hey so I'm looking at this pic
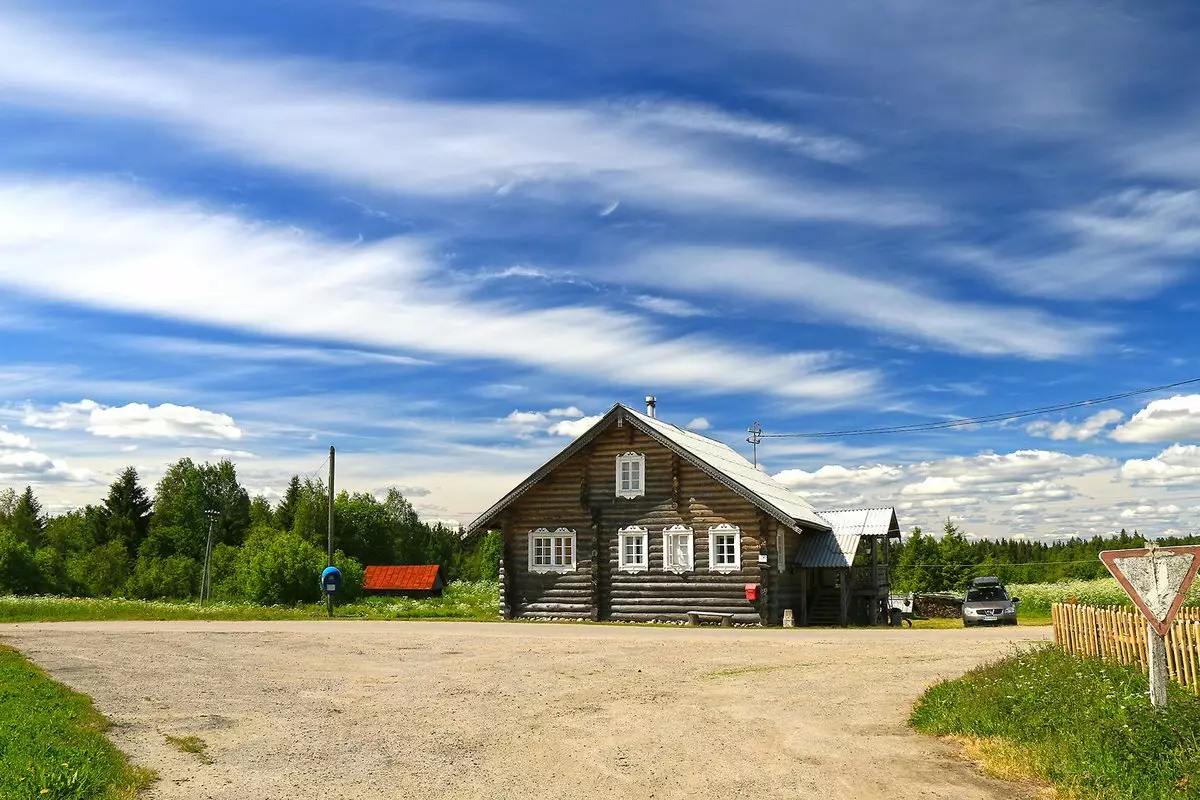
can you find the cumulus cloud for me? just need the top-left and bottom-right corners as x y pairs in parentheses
(23, 399), (101, 430)
(0, 449), (93, 483)
(547, 416), (604, 438)
(1026, 408), (1124, 441)
(23, 399), (242, 440)
(1111, 394), (1200, 443)
(502, 407), (601, 439)
(0, 429), (33, 450)
(686, 417), (711, 431)
(1121, 444), (1200, 486)
(774, 463), (905, 491)
(211, 449), (256, 459)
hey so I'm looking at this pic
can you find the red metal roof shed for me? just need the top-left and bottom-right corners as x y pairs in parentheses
(362, 565), (444, 594)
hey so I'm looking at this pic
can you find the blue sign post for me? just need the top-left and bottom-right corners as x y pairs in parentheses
(321, 566), (342, 618)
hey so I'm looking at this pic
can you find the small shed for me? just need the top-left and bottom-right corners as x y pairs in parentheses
(362, 565), (444, 598)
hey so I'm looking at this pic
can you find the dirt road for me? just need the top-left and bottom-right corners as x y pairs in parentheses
(2, 621), (1050, 799)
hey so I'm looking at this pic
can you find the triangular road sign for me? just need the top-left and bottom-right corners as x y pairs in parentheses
(1099, 545), (1200, 636)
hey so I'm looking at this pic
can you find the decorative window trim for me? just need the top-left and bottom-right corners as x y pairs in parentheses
(662, 525), (694, 574)
(708, 524), (742, 573)
(615, 452), (646, 499)
(528, 528), (577, 573)
(618, 526), (649, 573)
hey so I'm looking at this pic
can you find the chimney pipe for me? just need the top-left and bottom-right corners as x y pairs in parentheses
(646, 395), (657, 418)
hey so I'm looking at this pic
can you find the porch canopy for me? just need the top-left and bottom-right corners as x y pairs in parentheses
(794, 507), (901, 569)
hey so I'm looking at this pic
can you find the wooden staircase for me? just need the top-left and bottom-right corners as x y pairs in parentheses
(807, 587), (842, 626)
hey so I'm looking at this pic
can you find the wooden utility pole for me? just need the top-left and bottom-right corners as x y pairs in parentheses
(327, 445), (335, 618)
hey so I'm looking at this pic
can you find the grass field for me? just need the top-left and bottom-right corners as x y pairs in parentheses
(911, 646), (1200, 800)
(0, 580), (499, 624)
(0, 644), (154, 800)
(1006, 577), (1200, 616)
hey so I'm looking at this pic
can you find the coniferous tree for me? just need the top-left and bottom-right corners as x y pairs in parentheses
(10, 486), (44, 549)
(101, 467), (153, 556)
(276, 475), (302, 532)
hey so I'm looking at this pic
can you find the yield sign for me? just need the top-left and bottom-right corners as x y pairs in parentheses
(1100, 544), (1200, 636)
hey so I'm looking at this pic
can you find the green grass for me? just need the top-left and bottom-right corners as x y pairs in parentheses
(1007, 577), (1200, 617)
(162, 735), (211, 765)
(0, 581), (500, 623)
(0, 645), (155, 800)
(911, 646), (1200, 799)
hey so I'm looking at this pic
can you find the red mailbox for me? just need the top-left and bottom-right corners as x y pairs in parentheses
(744, 583), (760, 602)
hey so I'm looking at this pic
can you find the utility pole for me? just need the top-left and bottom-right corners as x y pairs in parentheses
(199, 509), (218, 609)
(747, 422), (763, 468)
(327, 445), (335, 618)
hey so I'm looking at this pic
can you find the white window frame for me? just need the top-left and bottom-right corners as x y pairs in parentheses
(618, 526), (649, 573)
(615, 452), (646, 499)
(662, 525), (694, 574)
(708, 524), (742, 573)
(528, 528), (577, 573)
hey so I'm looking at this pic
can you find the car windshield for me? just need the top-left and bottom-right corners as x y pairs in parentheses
(967, 587), (1009, 602)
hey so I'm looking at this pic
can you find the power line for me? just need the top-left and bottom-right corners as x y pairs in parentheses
(760, 375), (1200, 439)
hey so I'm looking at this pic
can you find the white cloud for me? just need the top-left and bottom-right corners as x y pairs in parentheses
(89, 403), (242, 440)
(23, 399), (101, 430)
(1121, 445), (1200, 487)
(211, 449), (256, 459)
(686, 417), (711, 431)
(23, 398), (242, 440)
(625, 246), (1108, 359)
(773, 463), (904, 491)
(547, 416), (604, 438)
(1026, 408), (1124, 441)
(0, 429), (33, 450)
(120, 444), (139, 453)
(1111, 395), (1200, 443)
(547, 407), (584, 418)
(0, 179), (876, 402)
(0, 10), (938, 228)
(616, 100), (867, 164)
(0, 449), (93, 483)
(632, 295), (713, 318)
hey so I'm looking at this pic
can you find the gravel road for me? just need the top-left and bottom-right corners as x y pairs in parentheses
(1, 621), (1051, 800)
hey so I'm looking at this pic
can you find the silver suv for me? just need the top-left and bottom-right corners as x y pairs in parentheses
(962, 577), (1019, 627)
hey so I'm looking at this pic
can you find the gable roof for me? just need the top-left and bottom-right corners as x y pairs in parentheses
(468, 403), (830, 534)
(794, 507), (901, 569)
(363, 565), (442, 592)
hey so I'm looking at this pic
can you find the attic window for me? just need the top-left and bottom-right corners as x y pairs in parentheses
(529, 528), (576, 573)
(616, 452), (645, 499)
(708, 524), (741, 573)
(618, 526), (648, 573)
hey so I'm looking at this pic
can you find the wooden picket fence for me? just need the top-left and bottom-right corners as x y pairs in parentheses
(1052, 603), (1200, 695)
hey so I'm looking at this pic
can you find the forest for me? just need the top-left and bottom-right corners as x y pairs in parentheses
(889, 519), (1200, 593)
(0, 459), (500, 604)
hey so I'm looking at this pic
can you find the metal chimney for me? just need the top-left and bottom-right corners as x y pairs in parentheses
(646, 395), (657, 418)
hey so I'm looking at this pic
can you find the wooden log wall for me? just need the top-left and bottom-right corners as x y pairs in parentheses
(501, 419), (778, 624)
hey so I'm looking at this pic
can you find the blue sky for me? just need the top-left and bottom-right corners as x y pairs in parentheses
(3, 0), (1200, 539)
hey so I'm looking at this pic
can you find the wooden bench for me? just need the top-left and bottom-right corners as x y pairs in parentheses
(686, 611), (734, 628)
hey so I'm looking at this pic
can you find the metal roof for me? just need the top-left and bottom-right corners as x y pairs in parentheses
(468, 403), (831, 534)
(794, 507), (900, 569)
(363, 565), (442, 591)
(624, 406), (830, 530)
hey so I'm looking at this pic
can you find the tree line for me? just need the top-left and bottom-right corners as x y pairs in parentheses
(0, 459), (500, 604)
(889, 519), (1200, 593)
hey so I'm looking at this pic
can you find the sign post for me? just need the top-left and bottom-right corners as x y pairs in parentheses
(1099, 543), (1200, 708)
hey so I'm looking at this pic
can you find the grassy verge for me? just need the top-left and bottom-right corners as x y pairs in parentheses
(911, 645), (1200, 799)
(0, 645), (155, 799)
(0, 581), (500, 623)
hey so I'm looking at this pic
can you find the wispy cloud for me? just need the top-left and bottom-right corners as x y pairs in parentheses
(0, 9), (937, 228)
(0, 178), (876, 402)
(624, 246), (1109, 359)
